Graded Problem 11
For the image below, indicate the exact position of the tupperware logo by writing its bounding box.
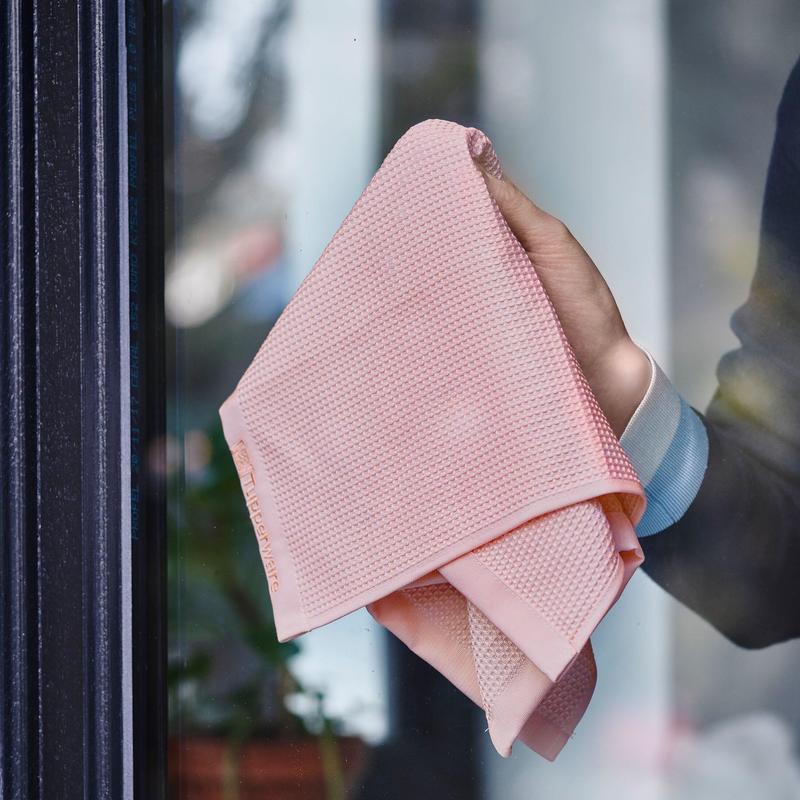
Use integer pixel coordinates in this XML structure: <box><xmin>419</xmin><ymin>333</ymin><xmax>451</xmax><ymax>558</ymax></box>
<box><xmin>230</xmin><ymin>440</ymin><xmax>280</xmax><ymax>594</ymax></box>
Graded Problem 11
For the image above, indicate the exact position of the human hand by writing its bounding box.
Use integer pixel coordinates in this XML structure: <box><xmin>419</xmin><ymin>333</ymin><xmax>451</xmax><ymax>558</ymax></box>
<box><xmin>480</xmin><ymin>170</ymin><xmax>651</xmax><ymax>438</ymax></box>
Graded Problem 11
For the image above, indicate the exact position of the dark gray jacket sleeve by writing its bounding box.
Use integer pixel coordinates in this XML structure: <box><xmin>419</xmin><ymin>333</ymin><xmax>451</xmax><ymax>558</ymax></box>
<box><xmin>640</xmin><ymin>55</ymin><xmax>800</xmax><ymax>649</ymax></box>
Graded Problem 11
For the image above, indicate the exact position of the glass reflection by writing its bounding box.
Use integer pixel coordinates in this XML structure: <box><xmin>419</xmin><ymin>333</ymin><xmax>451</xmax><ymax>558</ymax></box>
<box><xmin>166</xmin><ymin>1</ymin><xmax>800</xmax><ymax>798</ymax></box>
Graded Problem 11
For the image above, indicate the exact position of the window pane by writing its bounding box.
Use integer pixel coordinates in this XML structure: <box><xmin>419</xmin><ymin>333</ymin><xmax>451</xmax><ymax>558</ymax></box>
<box><xmin>165</xmin><ymin>1</ymin><xmax>800</xmax><ymax>797</ymax></box>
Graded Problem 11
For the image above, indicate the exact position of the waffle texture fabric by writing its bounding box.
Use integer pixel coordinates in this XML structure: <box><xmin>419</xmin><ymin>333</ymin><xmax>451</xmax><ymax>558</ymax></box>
<box><xmin>220</xmin><ymin>119</ymin><xmax>646</xmax><ymax>760</ymax></box>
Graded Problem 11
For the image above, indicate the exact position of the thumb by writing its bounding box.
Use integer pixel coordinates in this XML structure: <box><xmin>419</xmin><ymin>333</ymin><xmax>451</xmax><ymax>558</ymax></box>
<box><xmin>477</xmin><ymin>166</ymin><xmax>649</xmax><ymax>437</ymax></box>
<box><xmin>477</xmin><ymin>167</ymin><xmax>612</xmax><ymax>312</ymax></box>
<box><xmin>478</xmin><ymin>169</ymin><xmax>576</xmax><ymax>260</ymax></box>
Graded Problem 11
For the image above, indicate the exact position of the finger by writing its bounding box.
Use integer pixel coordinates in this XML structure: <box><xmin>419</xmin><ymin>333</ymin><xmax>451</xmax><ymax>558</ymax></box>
<box><xmin>477</xmin><ymin>164</ymin><xmax>622</xmax><ymax>338</ymax></box>
<box><xmin>478</xmin><ymin>169</ymin><xmax>572</xmax><ymax>256</ymax></box>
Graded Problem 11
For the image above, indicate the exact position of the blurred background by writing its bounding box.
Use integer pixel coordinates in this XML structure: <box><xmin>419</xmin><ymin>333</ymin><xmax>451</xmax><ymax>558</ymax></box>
<box><xmin>164</xmin><ymin>1</ymin><xmax>800</xmax><ymax>797</ymax></box>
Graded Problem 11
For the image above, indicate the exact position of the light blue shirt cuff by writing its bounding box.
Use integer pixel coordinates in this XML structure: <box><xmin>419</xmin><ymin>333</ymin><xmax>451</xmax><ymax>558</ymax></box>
<box><xmin>619</xmin><ymin>350</ymin><xmax>709</xmax><ymax>537</ymax></box>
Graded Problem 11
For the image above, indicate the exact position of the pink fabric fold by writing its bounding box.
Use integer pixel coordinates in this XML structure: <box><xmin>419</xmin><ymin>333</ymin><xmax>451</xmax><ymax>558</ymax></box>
<box><xmin>220</xmin><ymin>119</ymin><xmax>645</xmax><ymax>759</ymax></box>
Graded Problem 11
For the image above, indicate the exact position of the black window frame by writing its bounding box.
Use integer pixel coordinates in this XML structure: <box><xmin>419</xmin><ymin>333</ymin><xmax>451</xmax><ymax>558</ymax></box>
<box><xmin>1</xmin><ymin>0</ymin><xmax>168</xmax><ymax>797</ymax></box>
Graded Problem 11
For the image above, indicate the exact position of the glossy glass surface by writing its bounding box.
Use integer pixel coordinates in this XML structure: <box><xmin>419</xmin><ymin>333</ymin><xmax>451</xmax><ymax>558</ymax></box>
<box><xmin>166</xmin><ymin>2</ymin><xmax>800</xmax><ymax>797</ymax></box>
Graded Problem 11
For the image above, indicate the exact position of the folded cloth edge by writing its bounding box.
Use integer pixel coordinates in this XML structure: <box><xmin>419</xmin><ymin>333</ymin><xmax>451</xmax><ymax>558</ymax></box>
<box><xmin>221</xmin><ymin>385</ymin><xmax>644</xmax><ymax>644</ymax></box>
<box><xmin>366</xmin><ymin>591</ymin><xmax>555</xmax><ymax>759</ymax></box>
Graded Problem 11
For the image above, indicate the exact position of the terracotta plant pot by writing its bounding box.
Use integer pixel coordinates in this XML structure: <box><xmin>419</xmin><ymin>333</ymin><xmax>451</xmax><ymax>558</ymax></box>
<box><xmin>169</xmin><ymin>736</ymin><xmax>369</xmax><ymax>800</ymax></box>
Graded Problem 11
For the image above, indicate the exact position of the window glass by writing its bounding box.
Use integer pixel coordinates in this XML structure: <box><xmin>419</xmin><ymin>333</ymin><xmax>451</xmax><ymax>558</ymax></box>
<box><xmin>166</xmin><ymin>2</ymin><xmax>800</xmax><ymax>797</ymax></box>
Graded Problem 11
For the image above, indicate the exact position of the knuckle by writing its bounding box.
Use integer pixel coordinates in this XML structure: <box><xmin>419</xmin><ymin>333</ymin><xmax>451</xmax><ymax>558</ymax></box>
<box><xmin>499</xmin><ymin>180</ymin><xmax>524</xmax><ymax>210</ymax></box>
<box><xmin>548</xmin><ymin>217</ymin><xmax>572</xmax><ymax>241</ymax></box>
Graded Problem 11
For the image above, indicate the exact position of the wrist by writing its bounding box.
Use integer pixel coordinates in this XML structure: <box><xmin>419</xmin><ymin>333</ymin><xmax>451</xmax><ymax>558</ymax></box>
<box><xmin>591</xmin><ymin>338</ymin><xmax>652</xmax><ymax>438</ymax></box>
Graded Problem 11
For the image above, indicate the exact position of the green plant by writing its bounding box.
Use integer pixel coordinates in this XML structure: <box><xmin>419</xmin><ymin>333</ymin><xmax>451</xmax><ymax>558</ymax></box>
<box><xmin>167</xmin><ymin>419</ymin><xmax>351</xmax><ymax>797</ymax></box>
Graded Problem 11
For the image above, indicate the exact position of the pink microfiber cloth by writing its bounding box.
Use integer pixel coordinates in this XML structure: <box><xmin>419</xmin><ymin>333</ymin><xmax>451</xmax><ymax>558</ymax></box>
<box><xmin>220</xmin><ymin>119</ymin><xmax>645</xmax><ymax>760</ymax></box>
